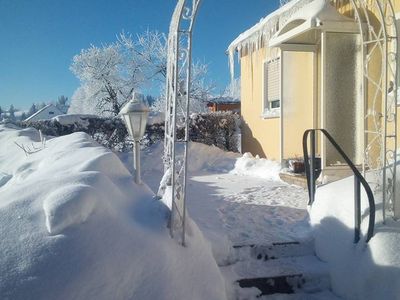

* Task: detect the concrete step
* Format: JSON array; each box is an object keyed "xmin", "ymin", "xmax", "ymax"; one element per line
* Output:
[
  {"xmin": 223, "ymin": 242, "xmax": 332, "ymax": 299},
  {"xmin": 230, "ymin": 256, "xmax": 330, "ymax": 297},
  {"xmin": 233, "ymin": 240, "xmax": 315, "ymax": 262}
]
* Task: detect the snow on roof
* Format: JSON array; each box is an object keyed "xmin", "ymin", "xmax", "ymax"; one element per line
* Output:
[
  {"xmin": 52, "ymin": 114, "xmax": 99, "ymax": 126},
  {"xmin": 208, "ymin": 96, "xmax": 240, "ymax": 104},
  {"xmin": 269, "ymin": 0, "xmax": 357, "ymax": 47},
  {"xmin": 24, "ymin": 104, "xmax": 62, "ymax": 122},
  {"xmin": 226, "ymin": 0, "xmax": 325, "ymax": 79}
]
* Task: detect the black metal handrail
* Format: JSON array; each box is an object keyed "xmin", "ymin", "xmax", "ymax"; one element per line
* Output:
[{"xmin": 303, "ymin": 129, "xmax": 375, "ymax": 243}]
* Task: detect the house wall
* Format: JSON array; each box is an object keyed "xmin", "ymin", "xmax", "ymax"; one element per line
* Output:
[
  {"xmin": 26, "ymin": 106, "xmax": 62, "ymax": 122},
  {"xmin": 239, "ymin": 0, "xmax": 400, "ymax": 164},
  {"xmin": 240, "ymin": 47, "xmax": 280, "ymax": 160},
  {"xmin": 282, "ymin": 50, "xmax": 315, "ymax": 160}
]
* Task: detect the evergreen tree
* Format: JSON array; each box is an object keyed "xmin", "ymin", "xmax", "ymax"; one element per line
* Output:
[
  {"xmin": 8, "ymin": 105, "xmax": 15, "ymax": 121},
  {"xmin": 56, "ymin": 95, "xmax": 69, "ymax": 113},
  {"xmin": 37, "ymin": 102, "xmax": 47, "ymax": 109},
  {"xmin": 28, "ymin": 104, "xmax": 37, "ymax": 116}
]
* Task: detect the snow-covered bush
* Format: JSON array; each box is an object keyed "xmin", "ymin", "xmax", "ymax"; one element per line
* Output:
[
  {"xmin": 23, "ymin": 112, "xmax": 240, "ymax": 153},
  {"xmin": 22, "ymin": 115, "xmax": 132, "ymax": 152},
  {"xmin": 189, "ymin": 112, "xmax": 240, "ymax": 152}
]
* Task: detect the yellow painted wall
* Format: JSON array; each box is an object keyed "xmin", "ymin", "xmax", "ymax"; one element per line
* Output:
[
  {"xmin": 282, "ymin": 51, "xmax": 315, "ymax": 159},
  {"xmin": 395, "ymin": 0, "xmax": 400, "ymax": 155},
  {"xmin": 240, "ymin": 47, "xmax": 281, "ymax": 160},
  {"xmin": 239, "ymin": 0, "xmax": 400, "ymax": 163}
]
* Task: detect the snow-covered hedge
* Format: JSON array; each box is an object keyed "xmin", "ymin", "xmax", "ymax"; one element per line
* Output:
[
  {"xmin": 189, "ymin": 112, "xmax": 239, "ymax": 152},
  {"xmin": 23, "ymin": 112, "xmax": 240, "ymax": 153}
]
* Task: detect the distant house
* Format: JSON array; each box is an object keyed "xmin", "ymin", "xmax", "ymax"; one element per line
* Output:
[
  {"xmin": 24, "ymin": 104, "xmax": 63, "ymax": 123},
  {"xmin": 207, "ymin": 96, "xmax": 240, "ymax": 113}
]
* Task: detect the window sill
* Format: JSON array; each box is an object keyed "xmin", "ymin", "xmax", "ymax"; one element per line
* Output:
[{"xmin": 261, "ymin": 110, "xmax": 280, "ymax": 119}]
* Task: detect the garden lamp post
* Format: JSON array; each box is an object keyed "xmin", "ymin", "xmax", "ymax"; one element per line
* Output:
[{"xmin": 120, "ymin": 92, "xmax": 150, "ymax": 184}]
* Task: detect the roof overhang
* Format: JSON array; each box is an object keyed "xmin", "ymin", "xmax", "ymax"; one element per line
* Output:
[{"xmin": 269, "ymin": 0, "xmax": 360, "ymax": 48}]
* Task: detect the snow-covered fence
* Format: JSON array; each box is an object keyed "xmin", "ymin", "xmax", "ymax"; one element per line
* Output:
[{"xmin": 22, "ymin": 112, "xmax": 240, "ymax": 153}]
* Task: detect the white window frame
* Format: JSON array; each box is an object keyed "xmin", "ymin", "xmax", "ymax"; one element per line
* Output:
[{"xmin": 262, "ymin": 57, "xmax": 281, "ymax": 118}]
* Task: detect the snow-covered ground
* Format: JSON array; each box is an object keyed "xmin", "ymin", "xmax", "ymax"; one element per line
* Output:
[
  {"xmin": 133, "ymin": 142, "xmax": 317, "ymax": 299},
  {"xmin": 127, "ymin": 143, "xmax": 311, "ymax": 253},
  {"xmin": 311, "ymin": 174, "xmax": 400, "ymax": 300},
  {"xmin": 0, "ymin": 124, "xmax": 226, "ymax": 300},
  {"xmin": 8, "ymin": 124, "xmax": 398, "ymax": 299}
]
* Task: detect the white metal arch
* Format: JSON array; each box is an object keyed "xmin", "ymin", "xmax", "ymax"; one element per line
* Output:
[
  {"xmin": 347, "ymin": 0, "xmax": 398, "ymax": 220},
  {"xmin": 161, "ymin": 0, "xmax": 398, "ymax": 245},
  {"xmin": 162, "ymin": 0, "xmax": 202, "ymax": 245}
]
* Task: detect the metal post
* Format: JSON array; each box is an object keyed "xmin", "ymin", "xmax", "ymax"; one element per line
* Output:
[
  {"xmin": 181, "ymin": 30, "xmax": 193, "ymax": 247},
  {"xmin": 310, "ymin": 130, "xmax": 316, "ymax": 204},
  {"xmin": 134, "ymin": 140, "xmax": 141, "ymax": 184},
  {"xmin": 354, "ymin": 176, "xmax": 361, "ymax": 243}
]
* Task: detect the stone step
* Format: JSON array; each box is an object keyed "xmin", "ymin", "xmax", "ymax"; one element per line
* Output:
[
  {"xmin": 222, "ymin": 255, "xmax": 331, "ymax": 298},
  {"xmin": 233, "ymin": 240, "xmax": 315, "ymax": 262},
  {"xmin": 237, "ymin": 274, "xmax": 303, "ymax": 295}
]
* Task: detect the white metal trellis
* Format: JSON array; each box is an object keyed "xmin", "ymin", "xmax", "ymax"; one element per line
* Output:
[
  {"xmin": 163, "ymin": 0, "xmax": 201, "ymax": 246},
  {"xmin": 345, "ymin": 0, "xmax": 398, "ymax": 220}
]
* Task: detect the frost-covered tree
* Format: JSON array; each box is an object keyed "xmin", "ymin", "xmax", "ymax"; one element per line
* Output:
[
  {"xmin": 69, "ymin": 43, "xmax": 144, "ymax": 116},
  {"xmin": 68, "ymin": 85, "xmax": 101, "ymax": 115},
  {"xmin": 118, "ymin": 30, "xmax": 167, "ymax": 83},
  {"xmin": 69, "ymin": 30, "xmax": 213, "ymax": 116},
  {"xmin": 119, "ymin": 30, "xmax": 214, "ymax": 114},
  {"xmin": 8, "ymin": 105, "xmax": 16, "ymax": 121},
  {"xmin": 222, "ymin": 77, "xmax": 241, "ymax": 100},
  {"xmin": 56, "ymin": 95, "xmax": 69, "ymax": 113},
  {"xmin": 280, "ymin": 0, "xmax": 292, "ymax": 6},
  {"xmin": 0, "ymin": 106, "xmax": 3, "ymax": 120},
  {"xmin": 37, "ymin": 102, "xmax": 47, "ymax": 110}
]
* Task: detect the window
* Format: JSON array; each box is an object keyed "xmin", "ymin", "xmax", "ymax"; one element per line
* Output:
[
  {"xmin": 263, "ymin": 57, "xmax": 281, "ymax": 117},
  {"xmin": 49, "ymin": 111, "xmax": 54, "ymax": 115}
]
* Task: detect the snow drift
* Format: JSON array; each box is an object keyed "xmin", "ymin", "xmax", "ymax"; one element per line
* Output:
[
  {"xmin": 231, "ymin": 152, "xmax": 282, "ymax": 181},
  {"xmin": 0, "ymin": 124, "xmax": 226, "ymax": 300},
  {"xmin": 311, "ymin": 172, "xmax": 400, "ymax": 300}
]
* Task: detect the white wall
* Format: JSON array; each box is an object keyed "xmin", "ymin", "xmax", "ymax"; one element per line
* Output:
[{"xmin": 27, "ymin": 106, "xmax": 63, "ymax": 122}]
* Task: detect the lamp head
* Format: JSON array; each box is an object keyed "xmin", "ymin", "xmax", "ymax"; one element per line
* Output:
[{"xmin": 119, "ymin": 92, "xmax": 150, "ymax": 140}]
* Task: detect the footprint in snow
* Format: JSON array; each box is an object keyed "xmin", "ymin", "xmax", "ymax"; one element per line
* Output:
[{"xmin": 0, "ymin": 172, "xmax": 12, "ymax": 187}]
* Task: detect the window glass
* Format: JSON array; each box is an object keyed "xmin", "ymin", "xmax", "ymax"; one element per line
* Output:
[{"xmin": 264, "ymin": 57, "xmax": 281, "ymax": 115}]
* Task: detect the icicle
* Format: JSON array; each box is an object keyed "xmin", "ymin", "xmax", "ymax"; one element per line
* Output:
[{"xmin": 228, "ymin": 48, "xmax": 235, "ymax": 82}]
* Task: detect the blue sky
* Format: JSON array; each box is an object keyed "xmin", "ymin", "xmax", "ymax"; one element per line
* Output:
[{"xmin": 0, "ymin": 0, "xmax": 280, "ymax": 110}]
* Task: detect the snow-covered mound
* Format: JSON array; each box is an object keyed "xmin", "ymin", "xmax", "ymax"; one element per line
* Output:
[
  {"xmin": 52, "ymin": 113, "xmax": 98, "ymax": 126},
  {"xmin": 231, "ymin": 152, "xmax": 282, "ymax": 181},
  {"xmin": 311, "ymin": 173, "xmax": 400, "ymax": 299},
  {"xmin": 0, "ymin": 124, "xmax": 226, "ymax": 300},
  {"xmin": 140, "ymin": 141, "xmax": 239, "ymax": 174}
]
